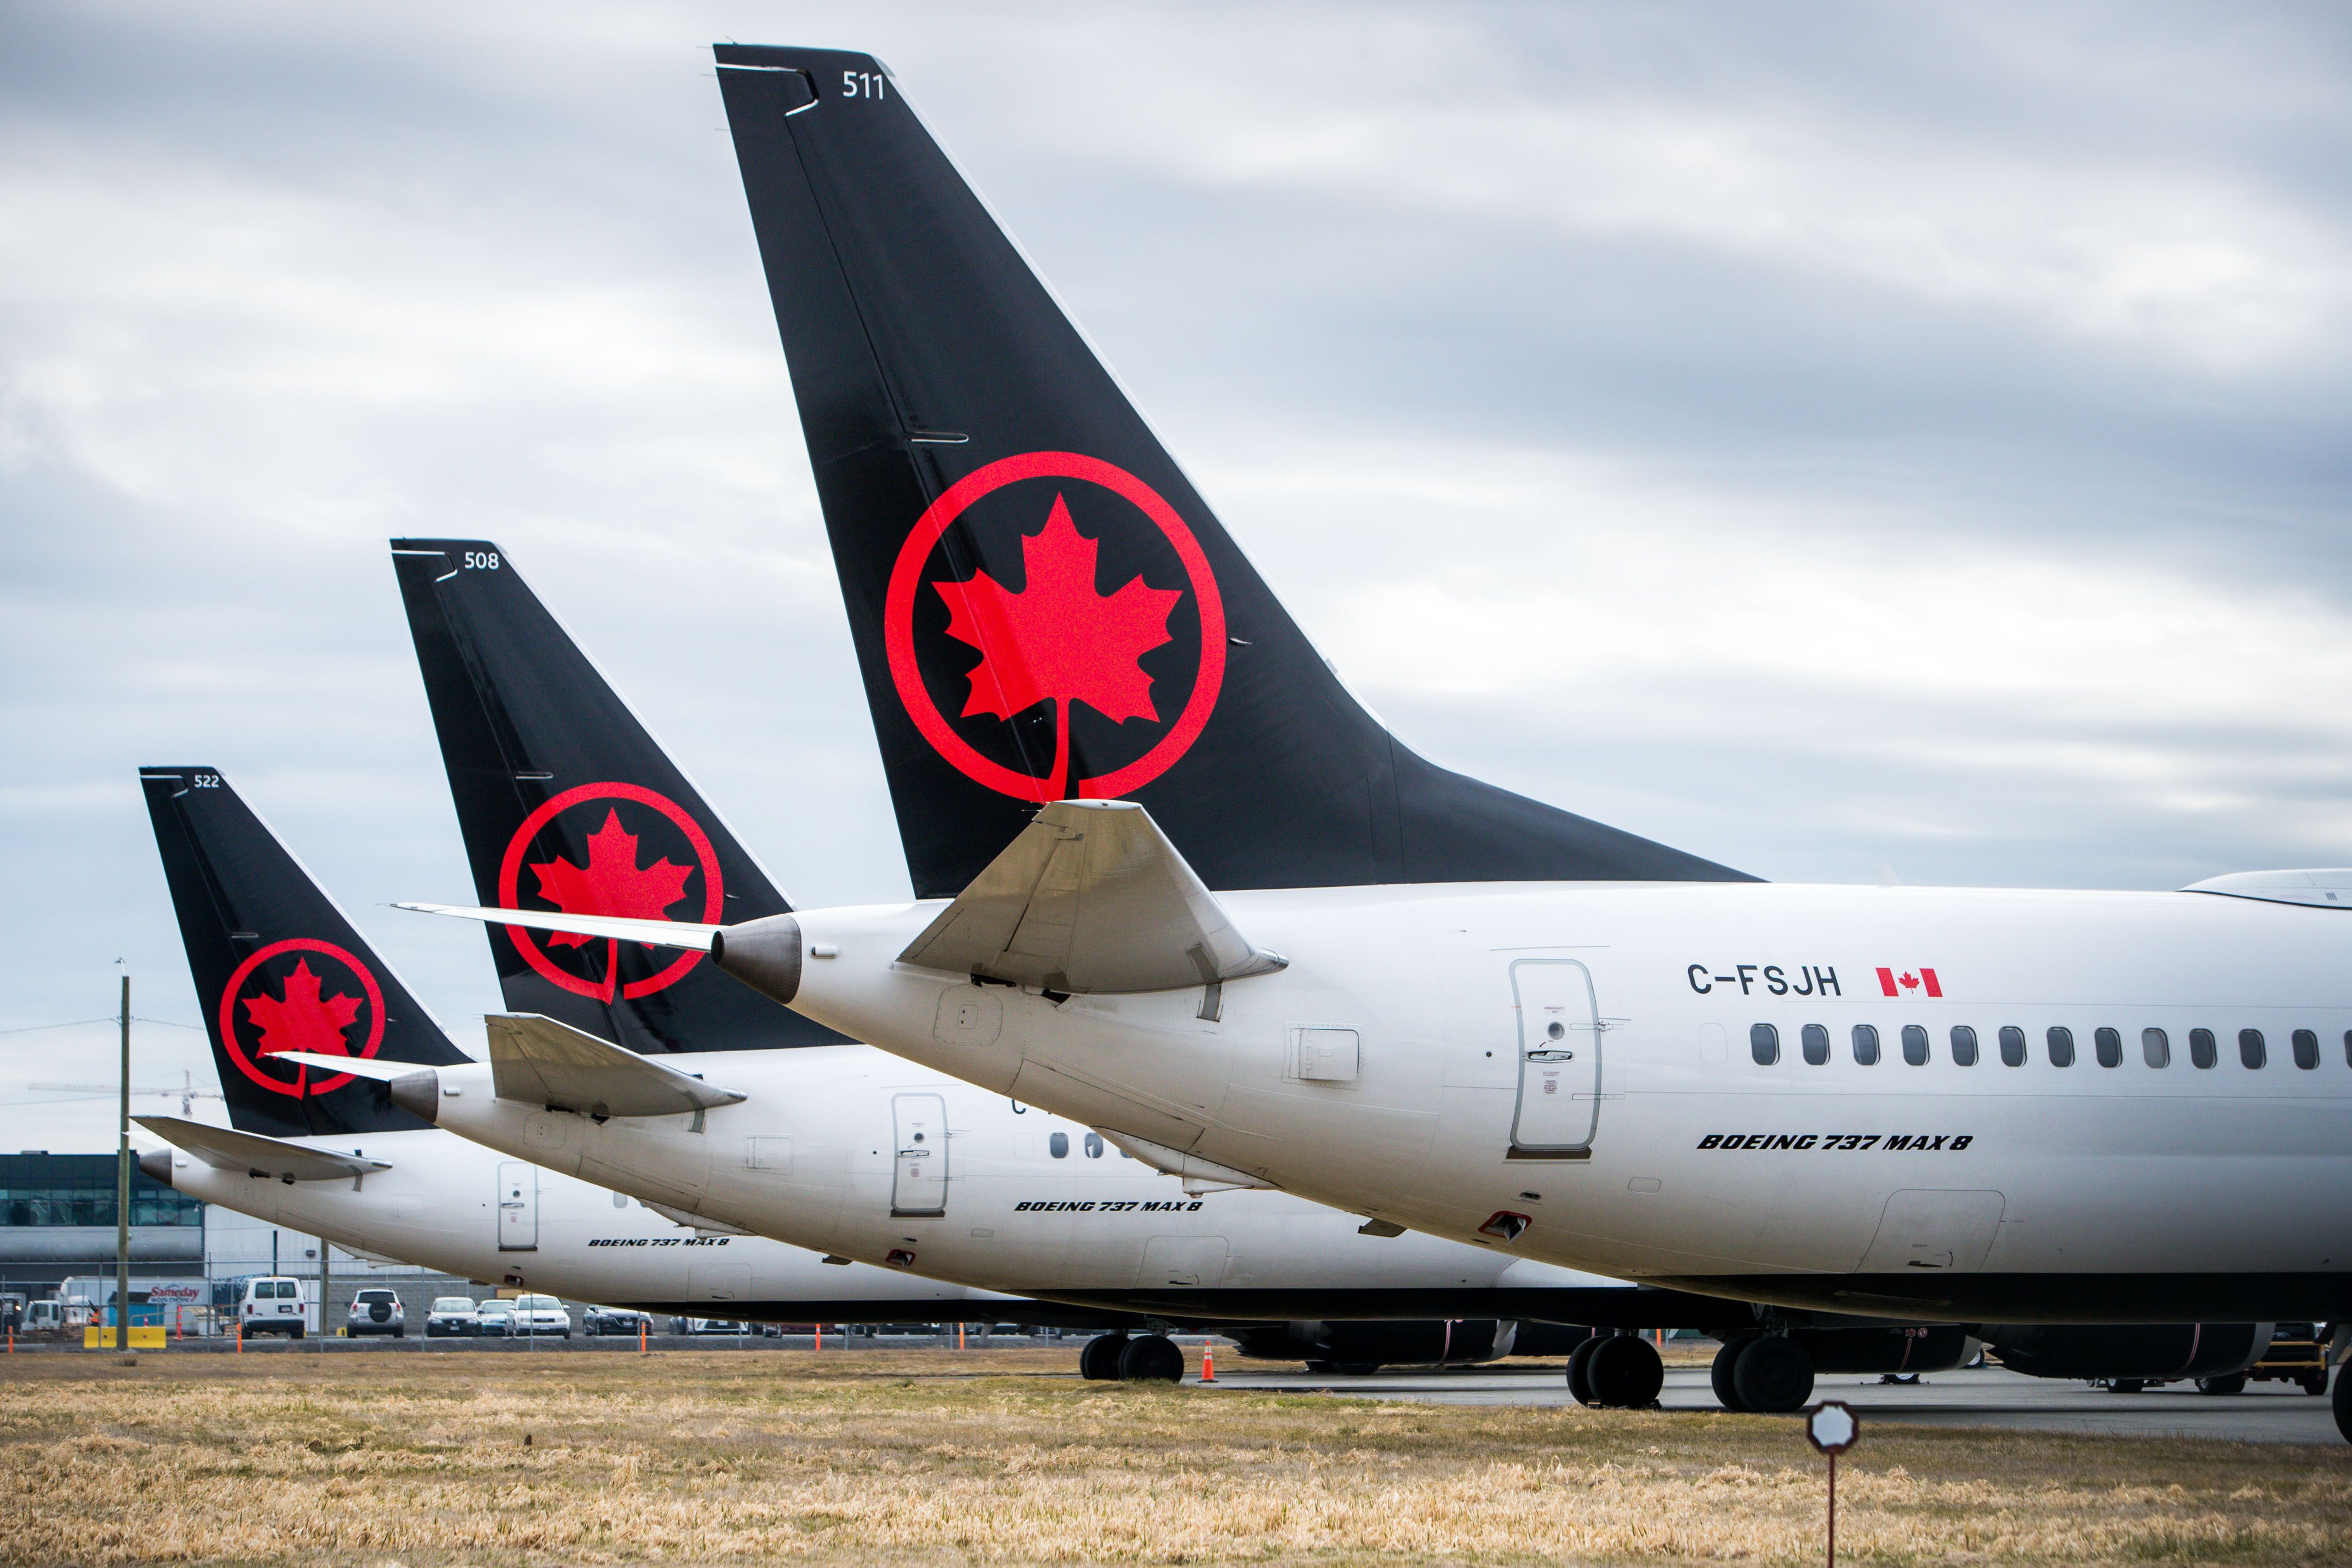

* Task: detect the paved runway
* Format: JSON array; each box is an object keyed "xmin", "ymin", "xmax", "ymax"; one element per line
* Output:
[{"xmin": 1203, "ymin": 1364, "xmax": 2346, "ymax": 1445}]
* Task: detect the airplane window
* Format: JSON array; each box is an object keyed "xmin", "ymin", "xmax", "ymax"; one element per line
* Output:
[
  {"xmin": 1802, "ymin": 1024, "xmax": 1830, "ymax": 1065},
  {"xmin": 1999, "ymin": 1026, "xmax": 2026, "ymax": 1067},
  {"xmin": 1902, "ymin": 1025, "xmax": 1929, "ymax": 1066},
  {"xmin": 1749, "ymin": 1023, "xmax": 1779, "ymax": 1065},
  {"xmin": 1084, "ymin": 1133, "xmax": 1105, "ymax": 1158},
  {"xmin": 2239, "ymin": 1029, "xmax": 2266, "ymax": 1069},
  {"xmin": 1048, "ymin": 1132, "xmax": 1069, "ymax": 1159},
  {"xmin": 2190, "ymin": 1028, "xmax": 2217, "ymax": 1069},
  {"xmin": 1950, "ymin": 1025, "xmax": 1979, "ymax": 1066},
  {"xmin": 2094, "ymin": 1027, "xmax": 2122, "ymax": 1068},
  {"xmin": 2293, "ymin": 1029, "xmax": 2319, "ymax": 1070},
  {"xmin": 2142, "ymin": 1028, "xmax": 2169, "ymax": 1068},
  {"xmin": 1852, "ymin": 1024, "xmax": 1880, "ymax": 1066},
  {"xmin": 2046, "ymin": 1027, "xmax": 2074, "ymax": 1067}
]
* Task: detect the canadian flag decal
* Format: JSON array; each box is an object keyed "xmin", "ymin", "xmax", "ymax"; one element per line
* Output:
[{"xmin": 1877, "ymin": 967, "xmax": 1943, "ymax": 998}]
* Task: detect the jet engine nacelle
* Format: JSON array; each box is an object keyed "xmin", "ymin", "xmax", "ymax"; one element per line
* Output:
[
  {"xmin": 1984, "ymin": 1323, "xmax": 2274, "ymax": 1381},
  {"xmin": 1789, "ymin": 1325, "xmax": 1977, "ymax": 1375},
  {"xmin": 1228, "ymin": 1319, "xmax": 1518, "ymax": 1370}
]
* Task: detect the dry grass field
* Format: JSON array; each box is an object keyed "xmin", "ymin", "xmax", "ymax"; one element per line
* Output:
[{"xmin": 4, "ymin": 1346, "xmax": 2350, "ymax": 1566}]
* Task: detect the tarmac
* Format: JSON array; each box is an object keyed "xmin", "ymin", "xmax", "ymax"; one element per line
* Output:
[{"xmin": 1203, "ymin": 1363, "xmax": 2347, "ymax": 1445}]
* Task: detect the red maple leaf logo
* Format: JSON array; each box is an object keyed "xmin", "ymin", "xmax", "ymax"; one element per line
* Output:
[
  {"xmin": 242, "ymin": 958, "xmax": 363, "ymax": 1061},
  {"xmin": 527, "ymin": 809, "xmax": 694, "ymax": 948},
  {"xmin": 934, "ymin": 494, "xmax": 1181, "ymax": 798},
  {"xmin": 1899, "ymin": 972, "xmax": 1920, "ymax": 991}
]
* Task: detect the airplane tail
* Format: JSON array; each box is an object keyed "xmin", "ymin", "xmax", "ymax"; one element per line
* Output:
[
  {"xmin": 390, "ymin": 539, "xmax": 848, "ymax": 1052},
  {"xmin": 138, "ymin": 767, "xmax": 470, "ymax": 1139},
  {"xmin": 715, "ymin": 45, "xmax": 1752, "ymax": 898}
]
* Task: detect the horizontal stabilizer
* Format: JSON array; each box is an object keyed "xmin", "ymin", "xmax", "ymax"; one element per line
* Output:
[
  {"xmin": 1096, "ymin": 1128, "xmax": 1275, "ymax": 1196},
  {"xmin": 396, "ymin": 901, "xmax": 717, "ymax": 950},
  {"xmin": 2183, "ymin": 869, "xmax": 2352, "ymax": 910},
  {"xmin": 133, "ymin": 1115, "xmax": 391, "ymax": 1182},
  {"xmin": 485, "ymin": 1013, "xmax": 746, "ymax": 1117},
  {"xmin": 640, "ymin": 1198, "xmax": 754, "ymax": 1235},
  {"xmin": 898, "ymin": 800, "xmax": 1285, "ymax": 995},
  {"xmin": 269, "ymin": 1052, "xmax": 440, "ymax": 1086}
]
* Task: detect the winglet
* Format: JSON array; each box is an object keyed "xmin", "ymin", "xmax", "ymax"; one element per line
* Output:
[
  {"xmin": 897, "ymin": 799, "xmax": 1285, "ymax": 1007},
  {"xmin": 484, "ymin": 1014, "xmax": 746, "ymax": 1118}
]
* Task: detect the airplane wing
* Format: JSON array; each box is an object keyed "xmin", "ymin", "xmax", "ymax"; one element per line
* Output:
[
  {"xmin": 483, "ymin": 1013, "xmax": 746, "ymax": 1118},
  {"xmin": 897, "ymin": 800, "xmax": 1285, "ymax": 997},
  {"xmin": 133, "ymin": 1115, "xmax": 391, "ymax": 1182}
]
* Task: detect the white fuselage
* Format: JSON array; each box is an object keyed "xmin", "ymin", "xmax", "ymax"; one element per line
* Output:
[
  {"xmin": 151, "ymin": 1128, "xmax": 1018, "ymax": 1318},
  {"xmin": 423, "ymin": 1044, "xmax": 1628, "ymax": 1316},
  {"xmin": 763, "ymin": 881, "xmax": 2352, "ymax": 1322}
]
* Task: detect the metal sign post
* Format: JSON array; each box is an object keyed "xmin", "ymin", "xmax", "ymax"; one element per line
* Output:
[{"xmin": 1805, "ymin": 1401, "xmax": 1859, "ymax": 1567}]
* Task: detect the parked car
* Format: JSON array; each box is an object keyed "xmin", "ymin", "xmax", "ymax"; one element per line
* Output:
[
  {"xmin": 238, "ymin": 1276, "xmax": 311, "ymax": 1338},
  {"xmin": 345, "ymin": 1288, "xmax": 405, "ymax": 1338},
  {"xmin": 472, "ymin": 1299, "xmax": 518, "ymax": 1338},
  {"xmin": 584, "ymin": 1306, "xmax": 653, "ymax": 1336},
  {"xmin": 674, "ymin": 1316, "xmax": 752, "ymax": 1335},
  {"xmin": 506, "ymin": 1294, "xmax": 573, "ymax": 1339},
  {"xmin": 424, "ymin": 1297, "xmax": 479, "ymax": 1338}
]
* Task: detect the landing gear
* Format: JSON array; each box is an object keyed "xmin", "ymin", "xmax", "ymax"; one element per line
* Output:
[
  {"xmin": 1711, "ymin": 1336, "xmax": 1755, "ymax": 1412},
  {"xmin": 1080, "ymin": 1333, "xmax": 1128, "ymax": 1381},
  {"xmin": 2334, "ymin": 1366, "xmax": 2352, "ymax": 1443},
  {"xmin": 2196, "ymin": 1373, "xmax": 2248, "ymax": 1396},
  {"xmin": 1567, "ymin": 1333, "xmax": 1662, "ymax": 1408},
  {"xmin": 1117, "ymin": 1333, "xmax": 1185, "ymax": 1383},
  {"xmin": 1728, "ymin": 1335, "xmax": 1814, "ymax": 1413},
  {"xmin": 1588, "ymin": 1335, "xmax": 1665, "ymax": 1407},
  {"xmin": 1566, "ymin": 1337, "xmax": 1601, "ymax": 1406}
]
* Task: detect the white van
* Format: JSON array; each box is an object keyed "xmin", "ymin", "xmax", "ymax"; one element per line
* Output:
[{"xmin": 238, "ymin": 1276, "xmax": 315, "ymax": 1338}]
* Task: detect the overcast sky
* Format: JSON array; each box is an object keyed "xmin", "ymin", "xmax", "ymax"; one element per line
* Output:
[{"xmin": 4, "ymin": 1, "xmax": 2348, "ymax": 1150}]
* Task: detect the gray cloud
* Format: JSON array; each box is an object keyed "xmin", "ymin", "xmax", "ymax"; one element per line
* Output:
[{"xmin": 4, "ymin": 0, "xmax": 2348, "ymax": 1146}]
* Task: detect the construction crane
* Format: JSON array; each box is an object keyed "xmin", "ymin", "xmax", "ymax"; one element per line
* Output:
[{"xmin": 29, "ymin": 1072, "xmax": 223, "ymax": 1118}]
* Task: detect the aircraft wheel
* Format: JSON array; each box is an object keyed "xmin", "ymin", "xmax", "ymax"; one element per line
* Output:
[
  {"xmin": 1731, "ymin": 1336, "xmax": 1813, "ymax": 1414},
  {"xmin": 1078, "ymin": 1333, "xmax": 1128, "ymax": 1381},
  {"xmin": 1586, "ymin": 1335, "xmax": 1664, "ymax": 1409},
  {"xmin": 2334, "ymin": 1368, "xmax": 2352, "ymax": 1443},
  {"xmin": 2196, "ymin": 1373, "xmax": 2247, "ymax": 1396},
  {"xmin": 1565, "ymin": 1337, "xmax": 1602, "ymax": 1406},
  {"xmin": 1710, "ymin": 1336, "xmax": 1755, "ymax": 1412},
  {"xmin": 1118, "ymin": 1334, "xmax": 1185, "ymax": 1383}
]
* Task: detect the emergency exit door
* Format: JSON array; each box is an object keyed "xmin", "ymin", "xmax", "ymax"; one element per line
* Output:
[
  {"xmin": 1509, "ymin": 959, "xmax": 1602, "ymax": 1155},
  {"xmin": 496, "ymin": 1161, "xmax": 538, "ymax": 1250},
  {"xmin": 891, "ymin": 1093, "xmax": 949, "ymax": 1216}
]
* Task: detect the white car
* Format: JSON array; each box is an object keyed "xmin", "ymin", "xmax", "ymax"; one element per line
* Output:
[
  {"xmin": 346, "ymin": 1288, "xmax": 405, "ymax": 1338},
  {"xmin": 505, "ymin": 1293, "xmax": 572, "ymax": 1338}
]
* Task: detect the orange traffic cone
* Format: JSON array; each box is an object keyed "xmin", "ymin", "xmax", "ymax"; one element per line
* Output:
[{"xmin": 1200, "ymin": 1341, "xmax": 1217, "ymax": 1382}]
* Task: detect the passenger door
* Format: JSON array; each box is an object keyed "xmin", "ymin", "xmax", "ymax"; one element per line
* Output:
[
  {"xmin": 891, "ymin": 1093, "xmax": 949, "ymax": 1216},
  {"xmin": 496, "ymin": 1161, "xmax": 538, "ymax": 1251},
  {"xmin": 1509, "ymin": 958, "xmax": 1602, "ymax": 1156}
]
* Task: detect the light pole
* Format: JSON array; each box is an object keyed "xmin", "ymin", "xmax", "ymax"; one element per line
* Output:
[{"xmin": 115, "ymin": 975, "xmax": 132, "ymax": 1356}]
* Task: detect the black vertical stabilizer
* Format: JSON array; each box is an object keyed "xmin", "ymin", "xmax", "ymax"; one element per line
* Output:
[
  {"xmin": 714, "ymin": 45, "xmax": 1753, "ymax": 898},
  {"xmin": 390, "ymin": 539, "xmax": 850, "ymax": 1053},
  {"xmin": 139, "ymin": 768, "xmax": 468, "ymax": 1139}
]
